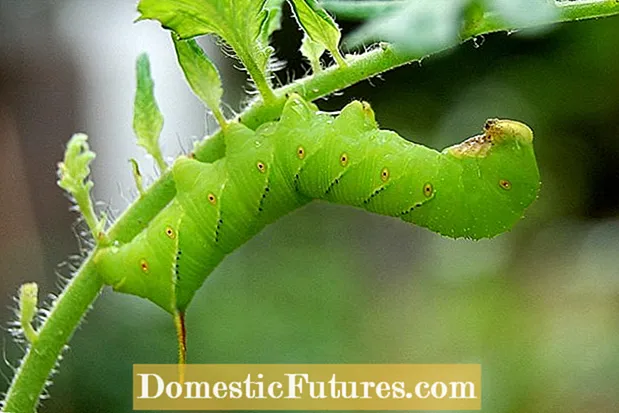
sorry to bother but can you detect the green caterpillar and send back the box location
[95,93,539,320]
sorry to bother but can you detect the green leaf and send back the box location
[172,36,226,127]
[261,0,286,44]
[57,133,96,197]
[321,0,406,21]
[137,0,285,101]
[129,158,145,197]
[18,283,39,344]
[491,0,558,27]
[346,0,469,53]
[133,53,166,171]
[290,0,347,66]
[300,34,326,72]
[57,133,105,241]
[344,0,561,51]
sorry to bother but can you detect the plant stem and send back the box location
[193,44,410,162]
[555,0,619,23]
[152,148,168,173]
[236,48,277,105]
[3,260,102,413]
[2,170,177,413]
[460,0,619,37]
[73,188,103,241]
[2,2,618,411]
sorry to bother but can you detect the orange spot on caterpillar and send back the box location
[340,153,349,167]
[140,259,149,273]
[499,179,512,190]
[297,146,305,160]
[423,183,433,198]
[165,226,176,239]
[256,161,267,173]
[381,167,389,182]
[208,193,217,205]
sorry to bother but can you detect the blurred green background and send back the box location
[1,1,618,412]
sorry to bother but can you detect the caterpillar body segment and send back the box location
[95,202,182,312]
[94,94,540,314]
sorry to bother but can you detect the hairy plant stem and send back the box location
[3,261,102,413]
[3,2,619,411]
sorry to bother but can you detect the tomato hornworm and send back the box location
[94,94,539,357]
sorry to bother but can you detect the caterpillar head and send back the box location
[405,119,539,239]
[445,119,540,238]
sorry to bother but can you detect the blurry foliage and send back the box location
[1,1,619,413]
[326,0,558,50]
[345,0,471,53]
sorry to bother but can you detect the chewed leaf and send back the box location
[172,37,226,128]
[133,53,166,171]
[137,0,284,99]
[290,0,346,66]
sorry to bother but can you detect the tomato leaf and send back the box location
[138,0,285,99]
[133,53,166,171]
[172,37,225,126]
[290,0,346,66]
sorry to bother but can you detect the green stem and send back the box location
[193,44,409,162]
[3,2,618,411]
[555,0,619,23]
[461,1,619,37]
[2,170,176,413]
[249,67,276,104]
[212,107,229,131]
[322,0,619,23]
[331,48,348,68]
[236,48,277,104]
[3,260,102,413]
[73,189,103,241]
[151,148,168,173]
